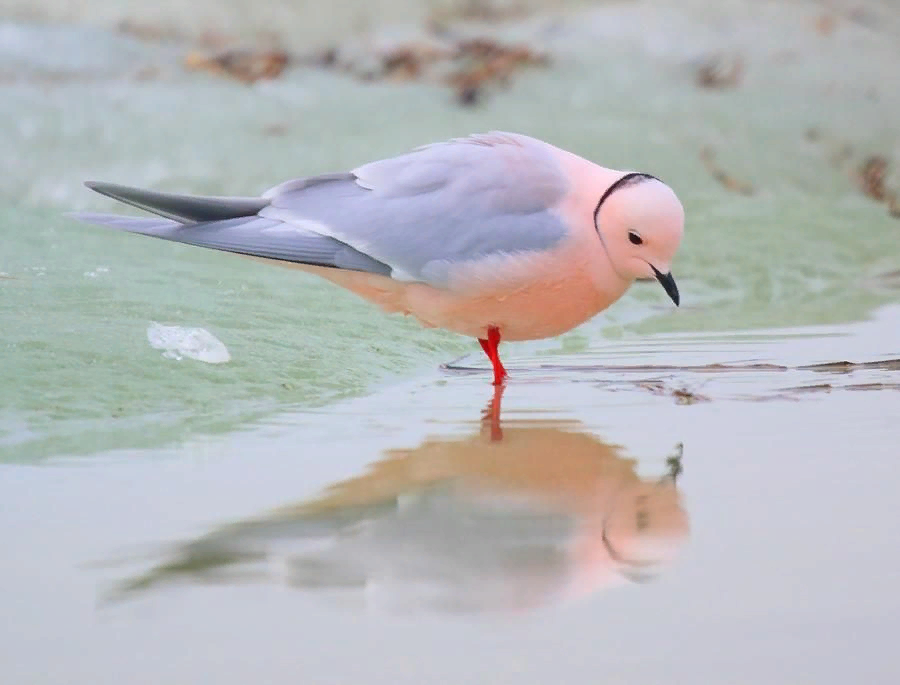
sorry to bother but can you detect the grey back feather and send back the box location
[261,132,572,285]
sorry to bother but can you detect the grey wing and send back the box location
[70,213,392,275]
[259,132,572,286]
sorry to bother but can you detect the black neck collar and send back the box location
[593,172,659,227]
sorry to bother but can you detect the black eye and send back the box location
[628,231,643,245]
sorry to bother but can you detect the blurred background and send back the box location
[1,1,899,684]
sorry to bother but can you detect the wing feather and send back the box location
[259,132,572,287]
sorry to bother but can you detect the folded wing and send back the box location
[261,132,571,285]
[76,132,572,289]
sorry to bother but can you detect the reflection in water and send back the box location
[110,393,689,614]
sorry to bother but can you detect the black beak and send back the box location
[651,265,680,306]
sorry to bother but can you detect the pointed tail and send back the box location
[83,181,268,223]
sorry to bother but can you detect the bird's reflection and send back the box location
[111,391,689,614]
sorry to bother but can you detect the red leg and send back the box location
[484,326,507,386]
[478,327,507,385]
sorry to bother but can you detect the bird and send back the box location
[72,131,684,386]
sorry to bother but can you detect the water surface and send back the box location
[3,308,899,683]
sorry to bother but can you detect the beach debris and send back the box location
[183,49,290,84]
[778,381,900,395]
[635,381,711,404]
[800,358,900,373]
[631,362,900,403]
[846,382,900,391]
[856,155,900,216]
[699,146,754,195]
[671,388,710,405]
[381,47,428,81]
[302,34,549,106]
[154,10,549,105]
[805,128,900,219]
[535,361,792,375]
[445,38,549,105]
[782,383,834,394]
[695,52,744,89]
[146,322,230,363]
[854,154,900,218]
[379,42,454,82]
[858,155,890,202]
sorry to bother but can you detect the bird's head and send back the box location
[593,173,684,306]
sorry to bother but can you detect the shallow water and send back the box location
[1,0,900,683]
[3,308,899,683]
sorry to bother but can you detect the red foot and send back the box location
[477,326,507,386]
